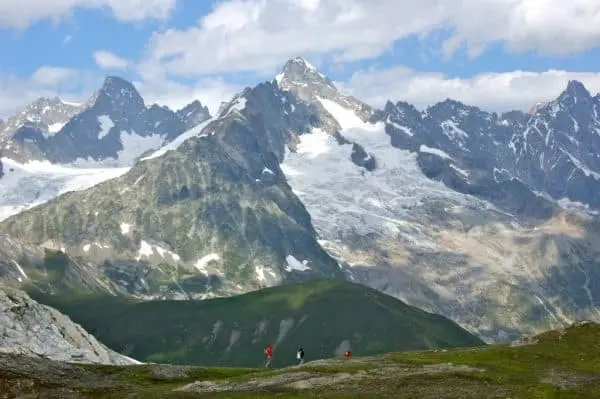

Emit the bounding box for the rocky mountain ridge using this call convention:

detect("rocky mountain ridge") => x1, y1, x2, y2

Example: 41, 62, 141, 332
379, 80, 600, 214
0, 78, 346, 299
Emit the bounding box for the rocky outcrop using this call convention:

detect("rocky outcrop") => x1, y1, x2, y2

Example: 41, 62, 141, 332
0, 286, 138, 364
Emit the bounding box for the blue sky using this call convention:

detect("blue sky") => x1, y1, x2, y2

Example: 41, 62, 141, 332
0, 0, 599, 118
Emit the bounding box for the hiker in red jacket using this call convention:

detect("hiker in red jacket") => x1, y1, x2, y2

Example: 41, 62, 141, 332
264, 344, 273, 368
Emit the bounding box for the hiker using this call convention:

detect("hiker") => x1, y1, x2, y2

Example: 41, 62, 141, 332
344, 350, 352, 360
264, 343, 273, 368
296, 347, 305, 365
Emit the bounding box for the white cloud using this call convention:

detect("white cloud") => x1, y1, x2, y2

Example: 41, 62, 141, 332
0, 67, 100, 119
139, 0, 600, 79
339, 67, 600, 112
2, 0, 599, 123
0, 0, 177, 29
93, 50, 129, 70
135, 77, 242, 116
30, 67, 81, 87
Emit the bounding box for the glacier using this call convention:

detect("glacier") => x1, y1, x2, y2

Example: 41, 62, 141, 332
281, 97, 493, 248
0, 158, 129, 221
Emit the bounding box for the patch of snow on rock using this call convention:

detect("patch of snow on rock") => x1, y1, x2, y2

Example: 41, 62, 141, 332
72, 130, 165, 167
47, 122, 65, 134
284, 255, 311, 272
154, 245, 181, 262
120, 223, 131, 235
420, 145, 452, 160
97, 115, 115, 139
194, 253, 221, 276
136, 240, 154, 261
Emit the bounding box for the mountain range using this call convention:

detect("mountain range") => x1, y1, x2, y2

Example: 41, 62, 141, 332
1, 56, 600, 344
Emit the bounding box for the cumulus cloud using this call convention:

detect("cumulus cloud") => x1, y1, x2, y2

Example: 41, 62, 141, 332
29, 67, 81, 87
0, 0, 177, 29
339, 67, 600, 112
139, 0, 600, 78
93, 50, 130, 70
2, 0, 600, 120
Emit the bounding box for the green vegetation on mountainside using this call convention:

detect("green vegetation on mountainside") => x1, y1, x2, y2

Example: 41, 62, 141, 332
30, 279, 483, 367
2, 322, 600, 398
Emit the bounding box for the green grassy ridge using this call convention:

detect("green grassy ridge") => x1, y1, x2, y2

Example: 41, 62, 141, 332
62, 324, 600, 397
29, 279, 483, 367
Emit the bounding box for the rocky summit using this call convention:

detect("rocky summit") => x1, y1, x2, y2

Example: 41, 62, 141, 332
1, 57, 600, 344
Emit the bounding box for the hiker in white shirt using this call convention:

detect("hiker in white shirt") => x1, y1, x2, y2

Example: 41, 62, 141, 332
296, 347, 304, 365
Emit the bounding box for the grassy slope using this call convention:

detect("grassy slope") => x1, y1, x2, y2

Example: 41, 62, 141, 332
29, 279, 482, 367
3, 322, 600, 398
387, 322, 600, 398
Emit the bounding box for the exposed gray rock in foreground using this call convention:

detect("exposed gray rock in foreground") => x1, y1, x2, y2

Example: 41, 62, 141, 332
0, 286, 137, 365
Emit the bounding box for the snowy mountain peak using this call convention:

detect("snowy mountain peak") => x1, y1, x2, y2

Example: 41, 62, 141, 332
384, 100, 422, 123
557, 80, 593, 107
217, 92, 249, 120
176, 100, 211, 129
426, 98, 476, 115
566, 80, 590, 96
287, 56, 318, 71
275, 57, 338, 102
102, 75, 138, 94
95, 76, 145, 115
0, 96, 86, 142
273, 57, 374, 128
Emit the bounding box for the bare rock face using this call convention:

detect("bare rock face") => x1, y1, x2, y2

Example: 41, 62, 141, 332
0, 286, 138, 365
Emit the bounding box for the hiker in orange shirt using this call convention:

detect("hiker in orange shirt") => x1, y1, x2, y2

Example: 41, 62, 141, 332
264, 343, 273, 368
